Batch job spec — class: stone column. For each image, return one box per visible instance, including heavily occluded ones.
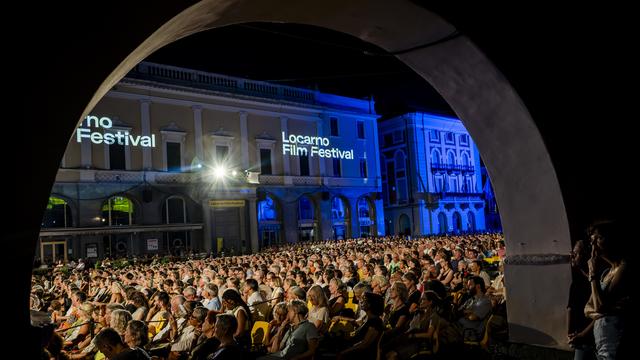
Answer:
[239,112,249,170]
[248,198,259,253]
[282,195,298,244]
[318,196,333,241]
[192,105,203,167]
[140,99,152,170]
[280,116,291,184]
[202,200,212,252]
[316,118,326,176]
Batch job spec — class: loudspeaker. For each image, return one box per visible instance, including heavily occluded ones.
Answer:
[142,189,152,203]
[321,191,330,201]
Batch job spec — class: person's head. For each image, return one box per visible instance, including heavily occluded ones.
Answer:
[457,260,468,272]
[124,320,148,348]
[202,310,219,336]
[190,306,208,328]
[420,290,441,310]
[214,313,238,339]
[288,286,307,301]
[589,221,623,261]
[467,276,486,296]
[286,299,308,323]
[109,309,132,335]
[401,271,417,290]
[352,282,372,302]
[390,281,409,302]
[470,260,482,274]
[244,278,259,295]
[360,292,384,317]
[129,291,148,308]
[182,286,197,300]
[571,240,589,267]
[329,278,345,296]
[306,285,327,307]
[272,302,288,323]
[78,302,94,320]
[94,328,126,359]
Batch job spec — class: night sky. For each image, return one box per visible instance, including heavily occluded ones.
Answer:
[146,22,454,119]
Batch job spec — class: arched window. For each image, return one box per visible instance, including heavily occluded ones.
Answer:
[462,152,471,166]
[42,196,72,228]
[447,151,456,165]
[395,151,408,203]
[298,196,314,221]
[332,196,348,221]
[258,193,281,249]
[431,149,441,165]
[438,212,448,234]
[163,197,186,224]
[467,211,476,232]
[452,212,462,233]
[331,196,350,240]
[357,197,374,237]
[398,214,411,236]
[258,194,278,222]
[101,196,135,226]
[395,151,406,171]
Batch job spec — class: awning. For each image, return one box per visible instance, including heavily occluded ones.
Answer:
[39,223,203,237]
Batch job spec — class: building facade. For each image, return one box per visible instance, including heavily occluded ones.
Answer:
[38,62,383,262]
[379,112,486,236]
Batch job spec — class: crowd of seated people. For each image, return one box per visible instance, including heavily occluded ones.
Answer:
[31,233,507,359]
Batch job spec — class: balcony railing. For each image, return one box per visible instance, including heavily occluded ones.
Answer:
[430,163,475,173]
[59,169,377,188]
[427,192,484,201]
[128,62,317,105]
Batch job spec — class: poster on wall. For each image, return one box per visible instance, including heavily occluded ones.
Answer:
[147,238,159,251]
[86,243,98,258]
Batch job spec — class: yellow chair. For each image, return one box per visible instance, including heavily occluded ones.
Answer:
[344,302,358,313]
[251,320,270,350]
[409,323,440,358]
[464,314,493,350]
[347,290,354,303]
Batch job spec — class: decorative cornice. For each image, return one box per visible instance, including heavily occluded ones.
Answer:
[504,254,570,266]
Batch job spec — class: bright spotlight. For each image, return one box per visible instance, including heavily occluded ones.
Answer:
[213,166,226,179]
[231,170,238,177]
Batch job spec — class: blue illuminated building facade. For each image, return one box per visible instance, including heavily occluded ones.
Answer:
[38,62,383,261]
[379,112,486,235]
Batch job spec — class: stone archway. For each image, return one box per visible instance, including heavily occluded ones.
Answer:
[14,0,575,351]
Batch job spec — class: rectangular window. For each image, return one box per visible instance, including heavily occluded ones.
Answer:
[216,145,229,163]
[393,130,404,143]
[109,143,126,170]
[429,129,440,143]
[383,133,393,147]
[166,142,181,172]
[260,148,272,175]
[360,159,368,178]
[387,162,396,204]
[357,121,365,139]
[332,158,341,177]
[459,134,469,146]
[397,178,408,203]
[445,132,455,144]
[330,117,339,136]
[299,154,310,176]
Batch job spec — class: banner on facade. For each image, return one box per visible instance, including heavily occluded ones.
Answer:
[209,200,245,208]
[147,238,159,251]
[86,243,98,258]
[217,237,223,252]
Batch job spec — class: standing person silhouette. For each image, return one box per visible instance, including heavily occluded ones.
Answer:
[567,240,595,360]
[585,221,629,360]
